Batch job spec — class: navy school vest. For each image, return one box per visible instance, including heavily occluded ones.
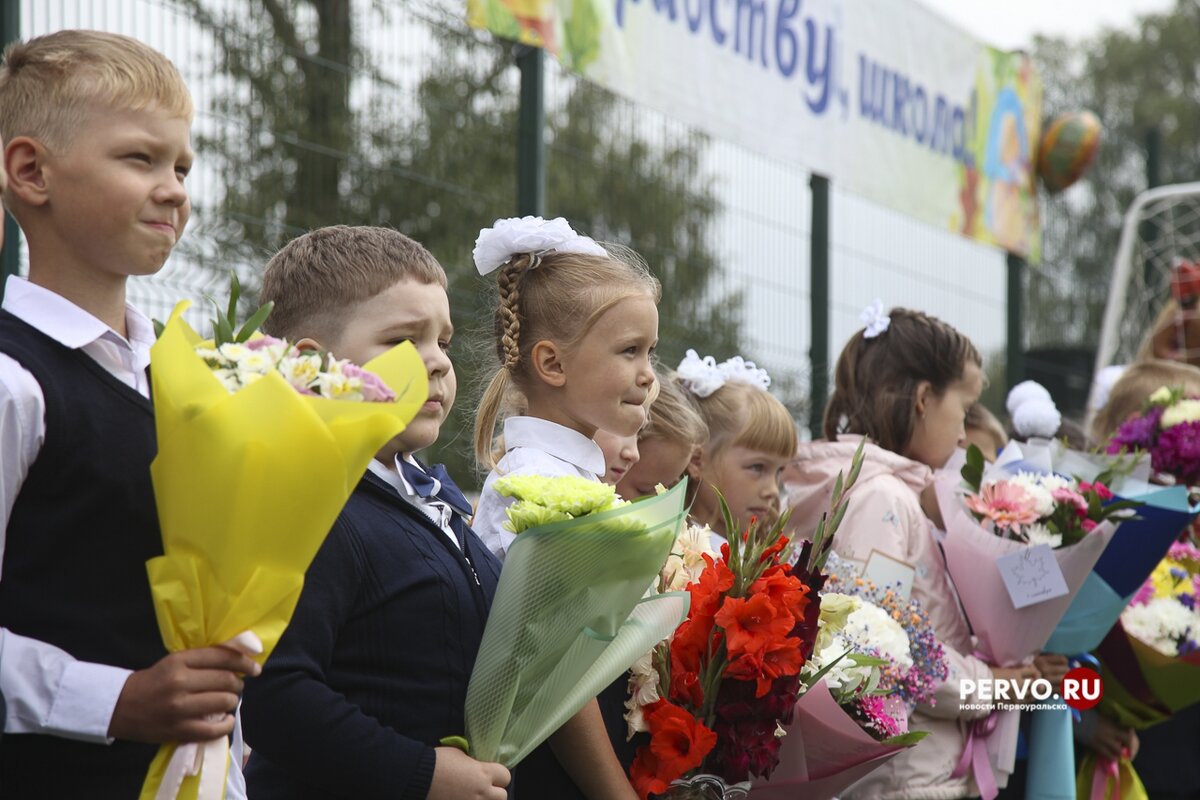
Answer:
[0,309,166,797]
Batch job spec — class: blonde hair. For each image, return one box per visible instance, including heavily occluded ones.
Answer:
[964,403,1007,455]
[1091,359,1200,443]
[0,30,192,151]
[474,244,662,468]
[642,371,708,449]
[681,378,797,461]
[262,226,446,343]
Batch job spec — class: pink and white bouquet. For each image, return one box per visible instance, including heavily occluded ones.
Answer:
[807,571,948,737]
[195,338,398,402]
[935,443,1130,666]
[960,447,1136,548]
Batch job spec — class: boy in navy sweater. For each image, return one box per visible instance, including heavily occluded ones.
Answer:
[0,31,259,797]
[241,225,511,800]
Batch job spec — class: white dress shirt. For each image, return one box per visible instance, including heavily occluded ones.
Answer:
[366,454,467,548]
[473,416,606,560]
[0,276,246,798]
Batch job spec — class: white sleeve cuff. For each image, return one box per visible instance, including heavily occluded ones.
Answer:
[44,660,132,743]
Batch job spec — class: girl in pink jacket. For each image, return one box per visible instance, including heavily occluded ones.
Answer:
[787,307,1040,800]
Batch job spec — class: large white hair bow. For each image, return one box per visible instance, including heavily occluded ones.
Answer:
[472,216,608,275]
[1006,380,1061,439]
[860,299,891,339]
[677,349,771,398]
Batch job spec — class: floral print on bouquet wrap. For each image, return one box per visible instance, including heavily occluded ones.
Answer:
[140,302,427,800]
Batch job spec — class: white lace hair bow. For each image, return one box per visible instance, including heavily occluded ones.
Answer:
[860,299,891,339]
[677,349,771,398]
[1006,380,1061,439]
[472,216,608,275]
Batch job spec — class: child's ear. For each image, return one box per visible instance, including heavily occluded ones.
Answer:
[914,380,933,418]
[6,137,49,207]
[294,337,324,353]
[530,339,567,388]
[686,446,705,480]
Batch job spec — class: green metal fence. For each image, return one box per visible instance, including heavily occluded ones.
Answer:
[14,0,1012,484]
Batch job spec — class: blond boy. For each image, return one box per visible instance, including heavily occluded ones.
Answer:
[0,30,257,796]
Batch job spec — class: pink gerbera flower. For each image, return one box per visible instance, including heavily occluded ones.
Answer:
[966,482,1040,531]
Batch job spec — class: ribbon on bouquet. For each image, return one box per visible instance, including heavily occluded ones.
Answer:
[154,631,263,800]
[952,712,1000,800]
[1090,757,1120,800]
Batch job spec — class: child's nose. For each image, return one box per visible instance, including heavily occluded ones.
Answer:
[425,345,451,377]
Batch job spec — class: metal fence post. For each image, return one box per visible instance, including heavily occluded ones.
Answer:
[1007,252,1025,391]
[0,1,19,301]
[516,46,544,217]
[809,174,830,439]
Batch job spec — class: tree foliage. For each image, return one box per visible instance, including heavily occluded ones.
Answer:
[177,0,740,483]
[1029,0,1200,355]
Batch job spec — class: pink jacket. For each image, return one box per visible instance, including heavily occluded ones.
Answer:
[788,436,1016,800]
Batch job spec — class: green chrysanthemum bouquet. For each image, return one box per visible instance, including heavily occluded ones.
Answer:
[451,476,690,767]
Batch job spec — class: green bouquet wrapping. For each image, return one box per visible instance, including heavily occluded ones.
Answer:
[461,476,691,767]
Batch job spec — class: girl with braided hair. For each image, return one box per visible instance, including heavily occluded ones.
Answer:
[469,216,659,800]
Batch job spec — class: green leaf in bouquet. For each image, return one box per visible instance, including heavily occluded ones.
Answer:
[1103,500,1143,517]
[236,301,275,343]
[214,314,235,347]
[226,271,241,328]
[804,648,852,689]
[807,438,866,573]
[209,270,274,347]
[882,730,929,746]
[846,653,889,668]
[962,444,985,491]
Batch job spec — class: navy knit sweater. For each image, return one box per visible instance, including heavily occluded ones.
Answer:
[242,470,502,800]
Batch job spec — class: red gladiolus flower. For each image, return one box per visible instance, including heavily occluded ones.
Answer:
[724,638,804,696]
[759,534,790,564]
[751,565,810,622]
[630,750,671,800]
[630,699,718,799]
[670,646,705,707]
[715,594,794,660]
[688,555,734,619]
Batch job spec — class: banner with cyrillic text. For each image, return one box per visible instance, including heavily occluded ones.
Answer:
[468,0,1042,259]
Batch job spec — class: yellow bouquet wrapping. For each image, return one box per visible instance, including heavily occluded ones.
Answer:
[140,303,427,800]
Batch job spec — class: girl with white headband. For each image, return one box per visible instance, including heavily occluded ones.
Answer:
[471,216,660,800]
[674,349,797,539]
